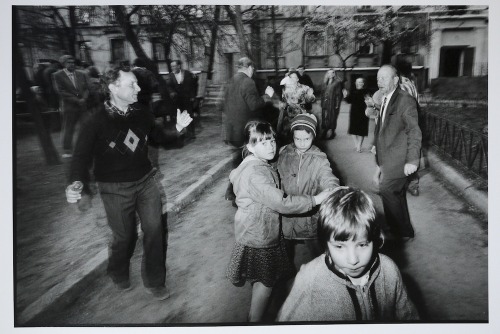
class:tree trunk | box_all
[271,6,279,76]
[112,6,157,73]
[206,6,221,80]
[67,7,77,57]
[225,5,250,58]
[14,9,60,165]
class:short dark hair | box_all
[133,57,147,68]
[396,60,412,77]
[318,187,383,250]
[242,120,276,158]
[171,59,182,66]
[297,64,305,69]
[100,64,131,96]
[86,66,100,79]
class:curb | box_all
[18,151,239,325]
[427,149,488,216]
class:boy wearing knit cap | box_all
[277,113,340,268]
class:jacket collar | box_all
[324,252,381,287]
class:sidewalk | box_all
[15,105,236,324]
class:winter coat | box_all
[229,155,315,248]
[223,72,269,145]
[277,253,419,322]
[277,144,339,239]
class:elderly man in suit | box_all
[166,60,198,138]
[53,55,90,158]
[223,57,275,201]
[372,64,422,239]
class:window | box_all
[190,37,205,61]
[111,39,125,63]
[79,41,91,63]
[108,7,117,24]
[138,8,151,25]
[152,38,166,61]
[267,33,283,57]
[357,6,375,12]
[76,6,95,25]
[400,28,419,54]
[306,31,325,56]
[356,30,374,55]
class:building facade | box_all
[17,5,488,94]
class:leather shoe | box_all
[112,279,132,291]
[146,286,170,300]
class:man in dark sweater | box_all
[65,65,192,300]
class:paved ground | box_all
[15,102,489,327]
[14,106,235,318]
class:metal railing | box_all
[421,110,488,179]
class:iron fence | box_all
[421,110,488,179]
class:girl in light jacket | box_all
[226,120,332,322]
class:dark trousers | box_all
[321,107,340,137]
[379,175,415,238]
[98,170,166,288]
[61,107,81,153]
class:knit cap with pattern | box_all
[290,113,317,137]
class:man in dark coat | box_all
[166,60,198,138]
[223,57,274,146]
[297,65,315,92]
[132,57,159,112]
[373,65,422,239]
[320,69,343,139]
[223,57,275,200]
[52,55,90,157]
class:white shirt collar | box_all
[64,68,74,76]
[383,87,396,104]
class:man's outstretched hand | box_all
[176,109,193,131]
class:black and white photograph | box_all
[5,0,499,332]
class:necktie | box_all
[68,73,77,88]
[380,96,388,125]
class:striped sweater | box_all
[277,253,419,322]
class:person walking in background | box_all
[276,70,315,144]
[43,61,62,110]
[277,187,419,321]
[320,69,343,139]
[223,57,274,202]
[364,89,383,154]
[226,120,332,322]
[296,64,315,112]
[371,65,422,240]
[65,64,193,300]
[343,77,370,153]
[132,57,159,113]
[277,114,339,268]
[86,66,103,115]
[397,60,422,197]
[166,59,198,139]
[52,55,90,158]
[296,65,315,93]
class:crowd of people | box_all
[222,57,422,321]
[51,53,423,321]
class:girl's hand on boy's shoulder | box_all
[313,189,335,205]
